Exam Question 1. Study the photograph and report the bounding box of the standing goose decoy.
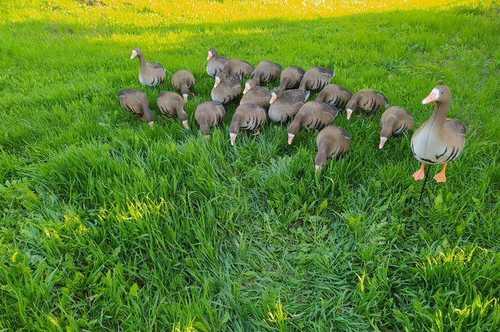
[229,103,267,146]
[379,106,415,149]
[240,85,272,110]
[156,92,189,129]
[299,67,335,93]
[315,125,351,172]
[220,59,254,81]
[118,89,154,127]
[206,48,228,78]
[171,70,196,102]
[315,84,353,110]
[287,101,339,145]
[268,89,309,123]
[276,66,305,93]
[130,48,166,87]
[411,86,466,183]
[211,75,242,104]
[195,101,226,137]
[345,89,388,120]
[243,60,282,94]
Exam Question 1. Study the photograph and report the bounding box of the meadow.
[0,0,499,330]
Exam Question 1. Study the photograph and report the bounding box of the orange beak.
[422,89,439,105]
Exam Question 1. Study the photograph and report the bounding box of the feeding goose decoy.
[299,67,335,93]
[156,91,189,129]
[287,101,339,145]
[118,89,154,127]
[229,103,267,146]
[315,84,353,110]
[345,89,388,120]
[379,106,415,149]
[268,89,309,123]
[130,48,166,87]
[220,59,254,81]
[243,60,282,94]
[240,85,272,109]
[211,74,242,104]
[207,48,228,78]
[315,125,351,172]
[411,85,466,183]
[171,70,196,102]
[276,66,305,93]
[195,101,226,137]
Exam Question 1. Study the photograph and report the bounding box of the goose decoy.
[243,60,282,94]
[207,48,228,78]
[299,67,335,93]
[315,125,351,171]
[195,101,225,137]
[345,89,388,120]
[211,74,242,104]
[276,66,305,93]
[411,85,466,183]
[315,84,353,110]
[130,48,166,87]
[287,101,339,145]
[171,70,195,102]
[240,85,272,109]
[220,59,254,81]
[156,92,189,129]
[268,89,309,123]
[118,89,154,127]
[229,103,267,146]
[379,106,415,149]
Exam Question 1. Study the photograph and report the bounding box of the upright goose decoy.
[268,89,309,123]
[130,48,166,87]
[299,67,335,93]
[287,101,339,145]
[156,92,189,129]
[315,84,353,110]
[345,89,388,120]
[211,75,242,104]
[220,59,254,81]
[276,66,305,93]
[207,48,228,78]
[118,89,154,127]
[240,85,272,109]
[379,106,415,149]
[243,60,282,94]
[229,103,267,146]
[411,85,466,183]
[171,70,195,102]
[315,125,351,172]
[195,101,225,137]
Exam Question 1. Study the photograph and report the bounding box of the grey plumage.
[171,70,196,101]
[315,125,351,170]
[118,89,154,125]
[299,67,335,92]
[287,101,339,144]
[268,89,308,123]
[276,66,305,92]
[156,91,189,128]
[315,84,353,109]
[130,48,166,87]
[195,101,226,136]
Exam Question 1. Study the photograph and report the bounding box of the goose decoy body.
[315,125,351,171]
[156,91,189,128]
[243,60,282,94]
[207,48,228,78]
[229,103,267,145]
[195,101,225,137]
[299,67,335,92]
[211,75,242,104]
[379,106,415,149]
[130,48,166,87]
[345,89,388,120]
[268,89,309,123]
[287,101,339,145]
[171,70,195,102]
[240,85,272,110]
[276,66,305,93]
[411,85,466,183]
[118,89,154,127]
[220,59,254,81]
[315,84,353,110]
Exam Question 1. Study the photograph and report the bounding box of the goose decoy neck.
[315,143,329,168]
[143,107,154,123]
[422,86,451,124]
[380,117,397,139]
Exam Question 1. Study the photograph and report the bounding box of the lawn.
[1,0,499,330]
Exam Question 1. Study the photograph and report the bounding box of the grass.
[1,0,499,330]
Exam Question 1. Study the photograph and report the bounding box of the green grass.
[1,0,499,330]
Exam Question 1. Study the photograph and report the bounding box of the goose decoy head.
[207,48,217,61]
[130,48,142,60]
[243,79,257,95]
[422,85,451,105]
